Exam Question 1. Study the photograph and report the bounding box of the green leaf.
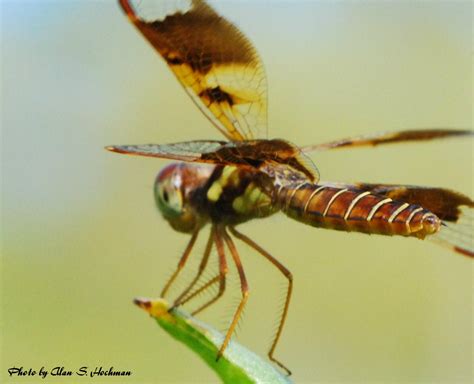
[134,298,292,384]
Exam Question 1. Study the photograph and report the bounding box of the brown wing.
[345,183,473,223]
[324,181,473,257]
[119,0,267,141]
[302,129,473,152]
[107,139,320,183]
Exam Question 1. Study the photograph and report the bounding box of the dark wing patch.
[119,0,267,141]
[350,183,473,223]
[302,129,473,152]
[323,181,473,257]
[364,184,473,257]
[204,139,320,184]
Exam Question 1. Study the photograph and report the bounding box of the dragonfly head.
[154,163,212,233]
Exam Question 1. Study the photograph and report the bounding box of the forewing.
[106,141,226,162]
[107,139,320,184]
[302,129,473,152]
[324,181,473,257]
[119,0,267,141]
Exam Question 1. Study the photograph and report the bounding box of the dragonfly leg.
[160,229,200,298]
[230,226,293,376]
[174,225,228,315]
[189,226,228,315]
[218,228,249,360]
[174,228,214,306]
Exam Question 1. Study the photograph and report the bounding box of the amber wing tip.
[118,0,138,21]
[105,145,125,154]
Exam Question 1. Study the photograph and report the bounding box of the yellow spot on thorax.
[206,166,238,202]
[232,182,271,215]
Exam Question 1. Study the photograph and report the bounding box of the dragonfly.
[107,0,473,375]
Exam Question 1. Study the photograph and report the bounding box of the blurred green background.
[2,1,472,383]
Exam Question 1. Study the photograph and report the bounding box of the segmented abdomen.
[276,184,441,238]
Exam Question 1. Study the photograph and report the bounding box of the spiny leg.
[174,228,214,307]
[178,225,228,315]
[230,226,293,376]
[175,275,220,312]
[218,228,249,360]
[160,229,200,298]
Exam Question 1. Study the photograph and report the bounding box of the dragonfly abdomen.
[277,184,440,238]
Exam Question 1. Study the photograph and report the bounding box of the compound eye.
[162,189,169,203]
[155,180,183,215]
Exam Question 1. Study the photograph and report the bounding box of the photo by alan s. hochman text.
[7,366,132,378]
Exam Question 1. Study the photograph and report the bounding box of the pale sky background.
[2,1,472,383]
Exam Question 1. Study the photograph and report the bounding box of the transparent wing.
[119,0,267,141]
[302,129,473,152]
[107,140,226,161]
[431,205,473,258]
[107,138,320,183]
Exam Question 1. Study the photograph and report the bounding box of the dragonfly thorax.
[154,163,213,233]
[155,162,279,230]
